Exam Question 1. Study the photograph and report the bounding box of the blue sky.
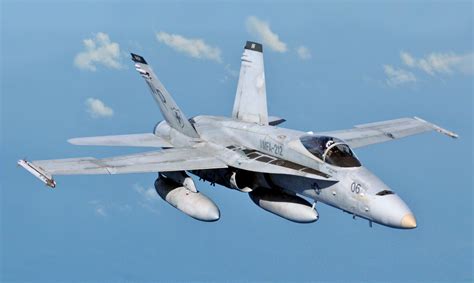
[1,1,473,282]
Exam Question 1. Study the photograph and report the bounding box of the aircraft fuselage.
[155,115,416,229]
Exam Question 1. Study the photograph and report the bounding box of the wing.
[68,133,173,148]
[232,41,268,125]
[18,148,227,188]
[319,117,458,149]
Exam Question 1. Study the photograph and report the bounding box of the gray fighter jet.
[19,41,458,228]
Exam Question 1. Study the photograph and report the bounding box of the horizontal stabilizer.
[268,116,286,126]
[68,133,173,148]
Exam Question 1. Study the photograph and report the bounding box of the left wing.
[319,117,458,149]
[18,148,227,188]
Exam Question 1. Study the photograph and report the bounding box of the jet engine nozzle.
[249,189,318,223]
[154,177,220,222]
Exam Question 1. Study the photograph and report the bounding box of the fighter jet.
[18,41,458,228]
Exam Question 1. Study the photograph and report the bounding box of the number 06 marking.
[351,182,361,194]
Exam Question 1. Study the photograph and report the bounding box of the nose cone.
[401,213,417,229]
[371,195,417,229]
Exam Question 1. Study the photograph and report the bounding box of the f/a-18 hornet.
[19,41,458,229]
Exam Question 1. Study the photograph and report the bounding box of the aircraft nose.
[400,213,417,229]
[370,194,417,229]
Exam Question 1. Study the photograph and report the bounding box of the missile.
[154,177,220,222]
[249,188,318,223]
[17,159,56,188]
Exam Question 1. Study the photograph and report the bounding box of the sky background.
[1,1,473,282]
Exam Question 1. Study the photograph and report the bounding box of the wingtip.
[17,159,56,188]
[414,116,459,139]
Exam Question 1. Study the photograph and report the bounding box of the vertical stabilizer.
[232,41,268,125]
[131,53,199,138]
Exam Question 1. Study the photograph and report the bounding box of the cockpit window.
[325,143,362,167]
[376,190,395,196]
[299,135,361,167]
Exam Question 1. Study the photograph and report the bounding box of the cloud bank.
[74,32,122,71]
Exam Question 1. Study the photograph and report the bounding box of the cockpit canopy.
[299,135,361,167]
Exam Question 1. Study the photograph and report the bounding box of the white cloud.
[74,32,123,71]
[400,51,473,75]
[400,51,416,67]
[246,16,287,53]
[383,65,417,87]
[85,98,114,118]
[156,32,222,63]
[296,46,312,60]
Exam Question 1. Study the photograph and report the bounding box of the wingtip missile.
[17,159,56,188]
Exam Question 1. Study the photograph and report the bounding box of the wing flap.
[68,133,173,148]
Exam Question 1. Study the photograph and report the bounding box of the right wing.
[18,148,226,188]
[68,133,173,148]
[319,116,458,149]
[232,41,268,125]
